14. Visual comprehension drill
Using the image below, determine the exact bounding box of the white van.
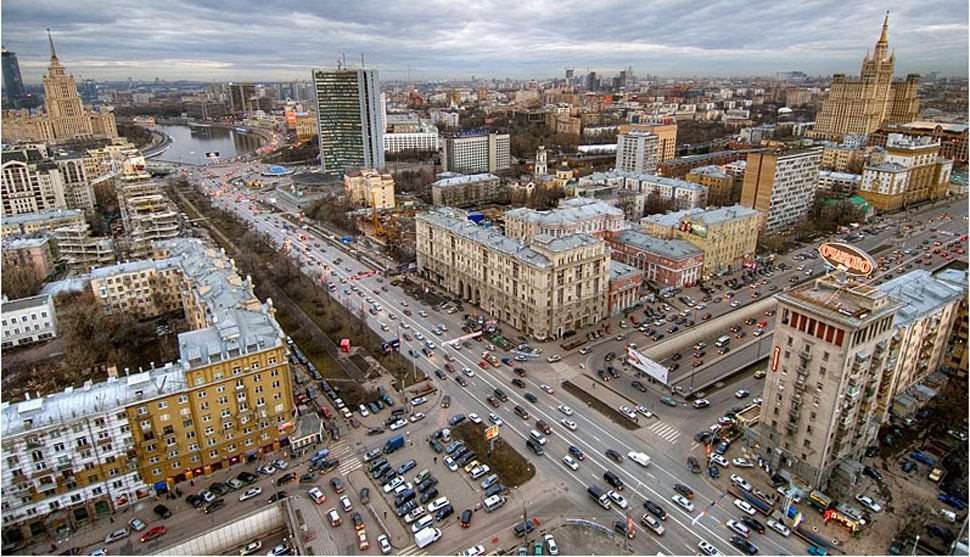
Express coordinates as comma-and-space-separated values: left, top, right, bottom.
627, 451, 651, 467
715, 336, 731, 348
529, 430, 547, 445
414, 526, 442, 549
483, 494, 507, 512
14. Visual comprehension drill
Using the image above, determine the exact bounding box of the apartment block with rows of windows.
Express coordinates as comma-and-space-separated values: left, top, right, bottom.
752, 276, 900, 492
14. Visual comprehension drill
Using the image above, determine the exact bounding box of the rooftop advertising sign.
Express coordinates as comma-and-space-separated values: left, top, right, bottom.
818, 242, 876, 277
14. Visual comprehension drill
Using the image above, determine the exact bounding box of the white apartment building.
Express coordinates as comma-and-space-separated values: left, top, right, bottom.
416, 208, 609, 340
504, 197, 628, 240
1, 152, 68, 217
383, 132, 439, 154
615, 131, 659, 173
1, 295, 58, 348
577, 171, 709, 211
818, 171, 862, 198
443, 133, 510, 174
741, 148, 823, 233
431, 173, 502, 208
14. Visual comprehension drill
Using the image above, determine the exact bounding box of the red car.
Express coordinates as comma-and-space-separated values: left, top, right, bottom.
478, 361, 488, 369
140, 526, 167, 543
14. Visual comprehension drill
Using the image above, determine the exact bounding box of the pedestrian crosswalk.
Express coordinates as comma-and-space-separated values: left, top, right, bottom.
398, 543, 426, 556
648, 421, 682, 444
330, 441, 362, 476
551, 361, 580, 381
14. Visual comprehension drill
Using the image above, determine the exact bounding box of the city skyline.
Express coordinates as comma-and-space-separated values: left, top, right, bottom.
1, 0, 967, 83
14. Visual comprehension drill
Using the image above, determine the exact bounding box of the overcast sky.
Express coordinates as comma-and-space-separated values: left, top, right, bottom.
3, 0, 967, 84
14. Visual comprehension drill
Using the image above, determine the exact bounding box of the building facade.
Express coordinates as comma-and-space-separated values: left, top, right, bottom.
809, 15, 920, 143
741, 147, 823, 232
503, 197, 627, 241
416, 208, 609, 340
658, 149, 765, 179
343, 169, 396, 209
820, 145, 866, 174
1, 147, 68, 217
1, 236, 56, 279
2, 209, 84, 239
870, 121, 968, 163
312, 68, 384, 175
817, 171, 863, 198
937, 269, 969, 377
117, 179, 181, 259
615, 131, 659, 174
640, 204, 761, 277
608, 261, 643, 316
618, 121, 677, 162
431, 173, 502, 208
686, 165, 734, 204
753, 276, 900, 490
442, 133, 510, 174
607, 229, 704, 288
1, 294, 58, 348
2, 48, 26, 106
383, 132, 439, 154
858, 134, 952, 211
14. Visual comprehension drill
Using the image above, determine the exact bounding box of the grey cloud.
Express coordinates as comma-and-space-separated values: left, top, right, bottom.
2, 0, 966, 82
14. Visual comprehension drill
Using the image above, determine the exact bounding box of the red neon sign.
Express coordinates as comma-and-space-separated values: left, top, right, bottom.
771, 346, 781, 372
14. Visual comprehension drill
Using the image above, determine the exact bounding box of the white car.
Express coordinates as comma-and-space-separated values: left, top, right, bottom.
358, 404, 370, 417
732, 458, 754, 468
488, 413, 503, 426
562, 455, 579, 470
619, 406, 638, 421
443, 456, 458, 472
339, 495, 353, 512
378, 534, 391, 554
541, 384, 554, 394
726, 519, 750, 538
672, 494, 694, 511
767, 519, 791, 537
410, 412, 426, 423
734, 499, 756, 515
418, 310, 428, 317
608, 490, 629, 509
404, 507, 427, 524
470, 465, 491, 480
693, 399, 710, 409
104, 529, 129, 544
855, 494, 883, 513
710, 454, 730, 467
636, 405, 653, 418
730, 474, 753, 492
545, 534, 560, 556
273, 459, 288, 470
427, 496, 450, 513
414, 332, 425, 340
561, 418, 577, 431
258, 464, 276, 475
389, 418, 408, 431
731, 300, 740, 307
411, 397, 428, 407
239, 487, 262, 501
459, 545, 486, 557
383, 477, 405, 493
547, 355, 562, 363
698, 540, 721, 555
462, 367, 475, 377
558, 405, 573, 416
468, 413, 482, 424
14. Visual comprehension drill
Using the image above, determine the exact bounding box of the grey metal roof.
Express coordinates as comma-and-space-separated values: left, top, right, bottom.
504, 197, 624, 226
2, 209, 83, 225
432, 173, 499, 188
1, 294, 51, 314
611, 229, 703, 260
878, 270, 965, 330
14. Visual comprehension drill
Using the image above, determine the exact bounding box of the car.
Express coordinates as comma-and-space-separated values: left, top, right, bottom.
511, 378, 526, 388
693, 398, 710, 409
635, 405, 653, 418
947, 429, 968, 442
730, 535, 758, 555
742, 516, 766, 534
606, 449, 623, 463
632, 381, 647, 392
544, 534, 560, 556
239, 486, 263, 502
444, 457, 458, 472
767, 519, 791, 537
698, 540, 721, 555
463, 459, 480, 473
411, 396, 428, 406
378, 535, 391, 555
104, 528, 129, 544
240, 540, 264, 555
258, 464, 276, 475
660, 396, 677, 407
734, 499, 756, 515
455, 375, 468, 387
351, 511, 364, 530
732, 458, 754, 468
540, 384, 554, 394
139, 526, 167, 543
735, 389, 750, 399
514, 406, 530, 419
568, 445, 585, 460
562, 455, 579, 470
863, 466, 883, 482
460, 509, 474, 528
608, 490, 629, 509
855, 494, 883, 513
204, 498, 225, 514
671, 494, 693, 511
268, 491, 289, 503
731, 474, 753, 492
558, 405, 573, 416
127, 517, 147, 532
389, 418, 408, 430
644, 499, 667, 520
427, 496, 450, 513
524, 392, 538, 403
727, 519, 750, 538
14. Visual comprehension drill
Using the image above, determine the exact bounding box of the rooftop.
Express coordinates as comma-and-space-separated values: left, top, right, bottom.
900, 121, 969, 134
687, 165, 730, 179
877, 270, 965, 330
504, 197, 624, 227
2, 236, 52, 249
778, 275, 900, 328
2, 209, 83, 225
819, 170, 862, 181
611, 229, 703, 260
610, 260, 641, 281
1, 294, 52, 314
432, 173, 499, 188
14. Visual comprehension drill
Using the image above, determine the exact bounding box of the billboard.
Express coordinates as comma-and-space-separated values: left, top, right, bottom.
680, 219, 708, 238
817, 242, 875, 277
626, 347, 669, 385
485, 426, 500, 441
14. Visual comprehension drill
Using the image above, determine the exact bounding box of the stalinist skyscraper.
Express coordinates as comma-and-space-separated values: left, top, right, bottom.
809, 13, 920, 143
1, 30, 117, 143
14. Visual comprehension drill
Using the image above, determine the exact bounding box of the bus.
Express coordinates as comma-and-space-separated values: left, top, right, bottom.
560, 337, 588, 351
715, 336, 731, 348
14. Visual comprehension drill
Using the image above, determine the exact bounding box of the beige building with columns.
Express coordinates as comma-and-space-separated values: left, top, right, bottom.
343, 169, 395, 209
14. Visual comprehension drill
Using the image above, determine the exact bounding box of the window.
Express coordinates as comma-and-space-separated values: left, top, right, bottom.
197, 391, 207, 399
221, 409, 231, 418
819, 367, 826, 377
200, 402, 209, 411
178, 395, 188, 404
217, 385, 226, 393
202, 414, 212, 423
218, 397, 228, 405
157, 401, 168, 409
232, 367, 241, 375
204, 427, 214, 436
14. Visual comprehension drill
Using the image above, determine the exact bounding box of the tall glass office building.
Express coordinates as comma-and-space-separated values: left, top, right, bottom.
312, 68, 384, 175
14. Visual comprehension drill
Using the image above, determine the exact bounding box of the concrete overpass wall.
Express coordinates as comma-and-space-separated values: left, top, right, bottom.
158, 506, 286, 556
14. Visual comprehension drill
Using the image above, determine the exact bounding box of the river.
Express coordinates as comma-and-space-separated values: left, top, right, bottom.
153, 124, 264, 165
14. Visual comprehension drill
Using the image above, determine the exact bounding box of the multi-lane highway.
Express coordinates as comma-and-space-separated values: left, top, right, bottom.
179, 162, 865, 556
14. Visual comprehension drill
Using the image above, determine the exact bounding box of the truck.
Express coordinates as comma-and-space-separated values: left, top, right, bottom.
587, 486, 612, 509
384, 435, 405, 454
414, 526, 442, 549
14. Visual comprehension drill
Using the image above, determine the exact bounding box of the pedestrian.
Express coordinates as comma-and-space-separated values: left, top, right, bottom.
383, 511, 387, 519
433, 456, 437, 464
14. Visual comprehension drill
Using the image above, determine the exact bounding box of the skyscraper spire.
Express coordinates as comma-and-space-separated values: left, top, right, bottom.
873, 12, 890, 62
879, 11, 889, 44
47, 28, 58, 61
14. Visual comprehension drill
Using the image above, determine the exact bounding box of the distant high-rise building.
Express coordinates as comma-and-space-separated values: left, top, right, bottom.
312, 68, 384, 175
1, 47, 26, 106
78, 78, 98, 103
615, 131, 658, 174
741, 148, 822, 233
442, 132, 510, 174
227, 82, 256, 114
619, 121, 678, 162
809, 14, 920, 142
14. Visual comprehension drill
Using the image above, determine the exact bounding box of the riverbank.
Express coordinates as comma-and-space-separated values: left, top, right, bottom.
142, 128, 172, 158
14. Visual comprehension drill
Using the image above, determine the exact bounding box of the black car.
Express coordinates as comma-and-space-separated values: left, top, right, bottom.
209, 482, 230, 496
742, 516, 766, 534
457, 452, 477, 466
865, 446, 880, 458
569, 445, 585, 460
461, 509, 474, 528
603, 471, 623, 490
671, 353, 682, 361
369, 458, 388, 472
632, 381, 647, 392
434, 504, 454, 521
673, 483, 694, 499
186, 494, 204, 509
448, 414, 467, 426
153, 504, 172, 519
485, 483, 507, 497
708, 465, 720, 479
511, 378, 526, 388
394, 489, 416, 507
687, 456, 701, 474
605, 449, 623, 463
237, 471, 257, 484
420, 488, 439, 505
643, 500, 667, 520
359, 487, 370, 504
730, 535, 758, 555
396, 459, 417, 475
417, 477, 438, 493
524, 393, 537, 403
397, 500, 418, 517
598, 369, 611, 382
863, 466, 883, 482
204, 498, 225, 514
276, 472, 297, 486
694, 431, 712, 443
367, 427, 384, 436
514, 406, 530, 419
268, 491, 289, 503
514, 521, 536, 537
434, 370, 447, 380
